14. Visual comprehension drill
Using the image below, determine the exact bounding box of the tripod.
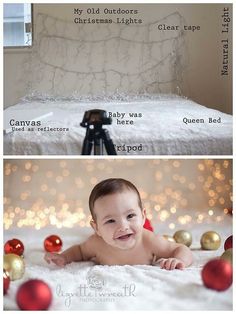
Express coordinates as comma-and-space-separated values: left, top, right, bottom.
81, 125, 117, 155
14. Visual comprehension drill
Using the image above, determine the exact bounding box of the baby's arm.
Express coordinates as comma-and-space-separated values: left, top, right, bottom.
151, 234, 193, 270
44, 234, 97, 266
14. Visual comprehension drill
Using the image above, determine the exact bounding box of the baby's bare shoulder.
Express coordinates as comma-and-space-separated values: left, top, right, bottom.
87, 233, 99, 241
84, 233, 106, 250
85, 233, 102, 245
143, 230, 165, 247
143, 229, 156, 244
80, 234, 105, 259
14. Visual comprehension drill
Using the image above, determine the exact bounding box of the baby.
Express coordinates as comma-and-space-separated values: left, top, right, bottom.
45, 178, 193, 270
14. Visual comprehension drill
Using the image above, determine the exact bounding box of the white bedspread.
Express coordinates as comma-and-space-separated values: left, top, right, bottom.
4, 214, 232, 310
4, 94, 232, 155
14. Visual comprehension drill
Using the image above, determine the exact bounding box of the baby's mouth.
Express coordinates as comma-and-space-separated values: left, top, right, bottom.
116, 233, 133, 240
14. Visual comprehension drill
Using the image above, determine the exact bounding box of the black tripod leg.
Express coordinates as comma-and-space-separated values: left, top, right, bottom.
94, 141, 103, 155
102, 129, 117, 155
94, 131, 103, 155
81, 129, 93, 155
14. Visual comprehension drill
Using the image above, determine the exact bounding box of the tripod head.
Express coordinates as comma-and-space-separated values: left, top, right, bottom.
80, 109, 117, 155
80, 109, 112, 129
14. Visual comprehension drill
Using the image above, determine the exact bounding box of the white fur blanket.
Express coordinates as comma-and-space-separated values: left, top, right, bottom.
4, 218, 232, 310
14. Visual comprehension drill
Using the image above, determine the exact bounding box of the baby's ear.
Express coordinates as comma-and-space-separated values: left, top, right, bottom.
90, 220, 101, 236
142, 208, 146, 221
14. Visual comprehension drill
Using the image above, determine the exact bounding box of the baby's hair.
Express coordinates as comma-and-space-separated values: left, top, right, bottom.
89, 178, 142, 220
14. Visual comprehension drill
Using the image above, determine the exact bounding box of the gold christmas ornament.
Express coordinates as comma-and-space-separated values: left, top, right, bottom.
163, 235, 176, 243
200, 231, 221, 250
4, 253, 25, 281
173, 230, 192, 247
221, 248, 233, 264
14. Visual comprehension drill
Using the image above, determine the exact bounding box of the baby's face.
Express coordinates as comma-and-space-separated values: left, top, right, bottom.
92, 189, 145, 250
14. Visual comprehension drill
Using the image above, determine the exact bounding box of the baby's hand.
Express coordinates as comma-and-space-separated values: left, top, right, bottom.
157, 258, 185, 270
44, 252, 67, 267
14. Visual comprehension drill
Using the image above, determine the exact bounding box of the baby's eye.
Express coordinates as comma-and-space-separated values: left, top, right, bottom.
127, 213, 136, 219
105, 219, 115, 224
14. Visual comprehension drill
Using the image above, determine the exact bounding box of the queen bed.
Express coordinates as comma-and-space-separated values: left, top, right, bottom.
4, 94, 232, 155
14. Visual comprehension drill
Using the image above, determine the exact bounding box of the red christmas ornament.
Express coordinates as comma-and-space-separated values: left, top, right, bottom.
4, 238, 24, 256
44, 235, 63, 252
202, 258, 233, 291
224, 235, 233, 251
16, 279, 52, 310
3, 269, 10, 295
143, 218, 154, 232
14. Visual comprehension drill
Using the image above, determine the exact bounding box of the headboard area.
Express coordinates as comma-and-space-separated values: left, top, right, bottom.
28, 11, 186, 97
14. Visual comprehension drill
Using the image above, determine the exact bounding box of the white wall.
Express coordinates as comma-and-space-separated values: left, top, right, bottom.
4, 3, 232, 114
4, 50, 31, 106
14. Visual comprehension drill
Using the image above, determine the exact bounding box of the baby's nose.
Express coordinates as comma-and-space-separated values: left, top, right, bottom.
117, 220, 129, 231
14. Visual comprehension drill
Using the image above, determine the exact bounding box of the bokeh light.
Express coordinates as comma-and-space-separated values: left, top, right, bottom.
3, 159, 232, 230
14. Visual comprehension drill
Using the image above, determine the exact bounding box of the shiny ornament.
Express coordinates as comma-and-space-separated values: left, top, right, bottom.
4, 254, 25, 281
44, 235, 63, 252
173, 230, 192, 247
202, 258, 232, 291
16, 279, 52, 310
221, 248, 233, 264
224, 235, 233, 251
143, 218, 154, 232
163, 235, 175, 243
4, 238, 24, 256
3, 269, 10, 295
201, 231, 221, 250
